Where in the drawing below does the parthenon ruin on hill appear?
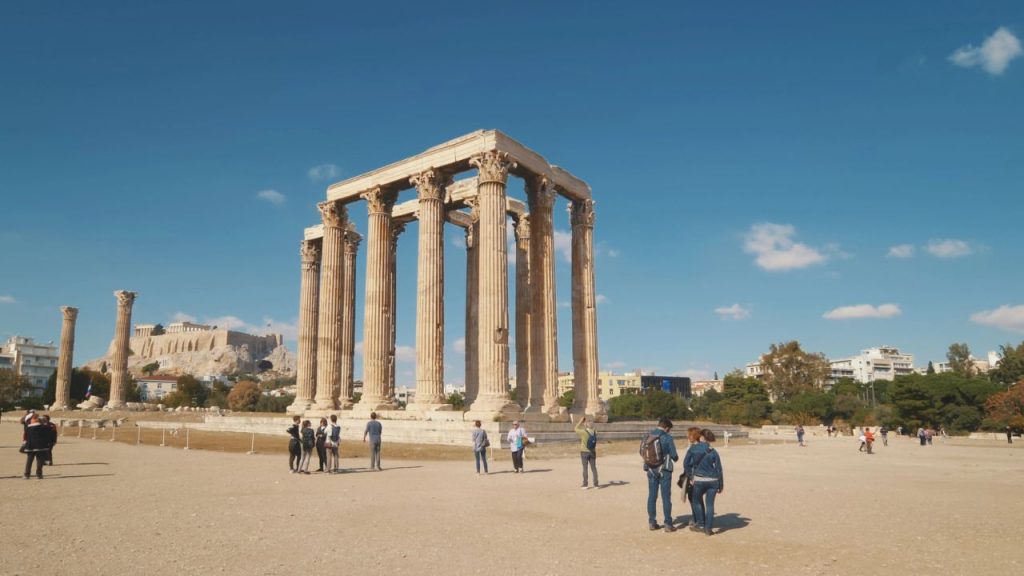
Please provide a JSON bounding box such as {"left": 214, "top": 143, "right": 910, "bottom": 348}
{"left": 288, "top": 130, "right": 605, "bottom": 422}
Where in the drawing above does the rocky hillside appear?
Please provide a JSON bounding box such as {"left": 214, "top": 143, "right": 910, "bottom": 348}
{"left": 85, "top": 343, "right": 296, "bottom": 380}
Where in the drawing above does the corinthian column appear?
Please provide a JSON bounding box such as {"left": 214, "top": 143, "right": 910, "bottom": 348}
{"left": 526, "top": 176, "right": 560, "bottom": 416}
{"left": 410, "top": 169, "right": 449, "bottom": 409}
{"left": 315, "top": 201, "right": 347, "bottom": 410}
{"left": 466, "top": 151, "right": 521, "bottom": 417}
{"left": 339, "top": 225, "right": 361, "bottom": 408}
{"left": 571, "top": 199, "right": 607, "bottom": 421}
{"left": 108, "top": 290, "right": 137, "bottom": 409}
{"left": 463, "top": 208, "right": 480, "bottom": 406}
{"left": 387, "top": 221, "right": 405, "bottom": 402}
{"left": 357, "top": 187, "right": 399, "bottom": 410}
{"left": 55, "top": 306, "right": 79, "bottom": 410}
{"left": 289, "top": 238, "right": 321, "bottom": 414}
{"left": 512, "top": 214, "right": 531, "bottom": 409}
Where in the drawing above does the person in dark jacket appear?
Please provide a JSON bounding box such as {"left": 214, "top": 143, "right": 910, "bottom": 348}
{"left": 286, "top": 416, "right": 302, "bottom": 473}
{"left": 644, "top": 418, "right": 679, "bottom": 532}
{"left": 315, "top": 418, "right": 328, "bottom": 472}
{"left": 23, "top": 415, "right": 56, "bottom": 479}
{"left": 40, "top": 414, "right": 58, "bottom": 465}
{"left": 686, "top": 429, "right": 725, "bottom": 535}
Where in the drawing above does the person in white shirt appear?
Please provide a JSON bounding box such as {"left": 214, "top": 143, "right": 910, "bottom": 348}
{"left": 506, "top": 421, "right": 527, "bottom": 473}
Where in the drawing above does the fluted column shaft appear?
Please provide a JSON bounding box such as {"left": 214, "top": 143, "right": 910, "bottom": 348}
{"left": 571, "top": 199, "right": 604, "bottom": 418}
{"left": 339, "top": 227, "right": 361, "bottom": 407}
{"left": 109, "top": 290, "right": 137, "bottom": 408}
{"left": 358, "top": 187, "right": 398, "bottom": 409}
{"left": 527, "top": 177, "right": 560, "bottom": 414}
{"left": 387, "top": 221, "right": 404, "bottom": 400}
{"left": 468, "top": 151, "right": 519, "bottom": 414}
{"left": 55, "top": 306, "right": 79, "bottom": 410}
{"left": 464, "top": 214, "right": 480, "bottom": 405}
{"left": 513, "top": 215, "right": 532, "bottom": 409}
{"left": 315, "top": 201, "right": 347, "bottom": 410}
{"left": 412, "top": 170, "right": 448, "bottom": 407}
{"left": 290, "top": 239, "right": 321, "bottom": 413}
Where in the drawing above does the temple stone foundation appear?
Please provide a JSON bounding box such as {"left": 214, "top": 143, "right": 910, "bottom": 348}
{"left": 295, "top": 130, "right": 607, "bottom": 422}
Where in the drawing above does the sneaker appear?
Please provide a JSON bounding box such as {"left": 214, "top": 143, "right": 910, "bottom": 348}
{"left": 664, "top": 524, "right": 677, "bottom": 533}
{"left": 705, "top": 529, "right": 714, "bottom": 536}
{"left": 689, "top": 525, "right": 703, "bottom": 533}
{"left": 649, "top": 523, "right": 662, "bottom": 531}
{"left": 580, "top": 485, "right": 589, "bottom": 490}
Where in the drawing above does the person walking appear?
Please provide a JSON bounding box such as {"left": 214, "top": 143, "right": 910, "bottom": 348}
{"left": 864, "top": 428, "right": 875, "bottom": 455}
{"left": 506, "top": 420, "right": 527, "bottom": 473}
{"left": 363, "top": 412, "right": 383, "bottom": 471}
{"left": 327, "top": 415, "right": 342, "bottom": 473}
{"left": 286, "top": 415, "right": 302, "bottom": 473}
{"left": 795, "top": 424, "right": 805, "bottom": 447}
{"left": 40, "top": 415, "right": 58, "bottom": 465}
{"left": 471, "top": 420, "right": 490, "bottom": 475}
{"left": 687, "top": 429, "right": 724, "bottom": 536}
{"left": 575, "top": 416, "right": 599, "bottom": 489}
{"left": 22, "top": 415, "right": 55, "bottom": 479}
{"left": 1007, "top": 426, "right": 1014, "bottom": 445}
{"left": 643, "top": 417, "right": 679, "bottom": 532}
{"left": 315, "top": 418, "right": 328, "bottom": 472}
{"left": 299, "top": 420, "right": 315, "bottom": 474}
{"left": 879, "top": 425, "right": 889, "bottom": 447}
{"left": 917, "top": 427, "right": 926, "bottom": 446}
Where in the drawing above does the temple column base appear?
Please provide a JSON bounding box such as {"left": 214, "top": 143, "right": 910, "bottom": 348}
{"left": 287, "top": 401, "right": 314, "bottom": 415}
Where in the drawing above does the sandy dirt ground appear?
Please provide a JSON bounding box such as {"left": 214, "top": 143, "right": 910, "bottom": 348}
{"left": 2, "top": 421, "right": 1022, "bottom": 576}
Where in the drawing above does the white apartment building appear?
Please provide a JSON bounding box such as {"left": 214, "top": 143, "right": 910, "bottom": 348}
{"left": 136, "top": 375, "right": 179, "bottom": 401}
{"left": 933, "top": 350, "right": 999, "bottom": 375}
{"left": 829, "top": 346, "right": 915, "bottom": 384}
{"left": 0, "top": 336, "right": 59, "bottom": 394}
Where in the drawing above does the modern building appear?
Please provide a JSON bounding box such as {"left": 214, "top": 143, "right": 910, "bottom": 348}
{"left": 933, "top": 351, "right": 998, "bottom": 375}
{"left": 829, "top": 346, "right": 915, "bottom": 384}
{"left": 136, "top": 375, "right": 180, "bottom": 401}
{"left": 0, "top": 336, "right": 59, "bottom": 394}
{"left": 553, "top": 370, "right": 691, "bottom": 400}
{"left": 691, "top": 379, "right": 725, "bottom": 396}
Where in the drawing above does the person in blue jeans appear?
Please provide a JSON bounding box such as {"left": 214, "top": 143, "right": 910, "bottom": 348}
{"left": 471, "top": 420, "right": 490, "bottom": 475}
{"left": 687, "top": 428, "right": 724, "bottom": 536}
{"left": 644, "top": 417, "right": 679, "bottom": 532}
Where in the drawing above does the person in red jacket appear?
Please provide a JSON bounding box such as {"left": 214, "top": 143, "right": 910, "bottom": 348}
{"left": 864, "top": 428, "right": 875, "bottom": 455}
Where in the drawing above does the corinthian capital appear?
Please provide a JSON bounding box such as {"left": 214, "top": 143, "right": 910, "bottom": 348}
{"left": 114, "top": 290, "right": 137, "bottom": 309}
{"left": 300, "top": 239, "right": 322, "bottom": 266}
{"left": 469, "top": 151, "right": 516, "bottom": 184}
{"left": 344, "top": 226, "right": 362, "bottom": 254}
{"left": 61, "top": 306, "right": 79, "bottom": 321}
{"left": 410, "top": 168, "right": 450, "bottom": 201}
{"left": 570, "top": 199, "right": 595, "bottom": 228}
{"left": 526, "top": 176, "right": 556, "bottom": 212}
{"left": 318, "top": 200, "right": 347, "bottom": 228}
{"left": 512, "top": 214, "right": 531, "bottom": 243}
{"left": 362, "top": 187, "right": 398, "bottom": 215}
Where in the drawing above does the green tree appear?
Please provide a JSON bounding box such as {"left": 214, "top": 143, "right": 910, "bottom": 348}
{"left": 774, "top": 391, "right": 833, "bottom": 424}
{"left": 989, "top": 342, "right": 1024, "bottom": 387}
{"left": 163, "top": 374, "right": 208, "bottom": 407}
{"left": 608, "top": 393, "right": 643, "bottom": 421}
{"left": 947, "top": 342, "right": 975, "bottom": 379}
{"left": 926, "top": 361, "right": 936, "bottom": 375}
{"left": 0, "top": 368, "right": 32, "bottom": 409}
{"left": 141, "top": 362, "right": 160, "bottom": 376}
{"left": 712, "top": 371, "right": 771, "bottom": 425}
{"left": 558, "top": 390, "right": 575, "bottom": 409}
{"left": 759, "top": 341, "right": 830, "bottom": 401}
{"left": 984, "top": 384, "right": 1024, "bottom": 430}
{"left": 446, "top": 390, "right": 465, "bottom": 411}
{"left": 227, "top": 380, "right": 261, "bottom": 411}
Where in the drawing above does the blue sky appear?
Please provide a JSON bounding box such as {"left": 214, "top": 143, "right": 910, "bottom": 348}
{"left": 2, "top": 1, "right": 1022, "bottom": 385}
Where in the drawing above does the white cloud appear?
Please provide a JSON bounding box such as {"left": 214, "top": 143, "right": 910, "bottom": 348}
{"left": 605, "top": 360, "right": 627, "bottom": 370}
{"left": 557, "top": 300, "right": 571, "bottom": 309}
{"left": 170, "top": 312, "right": 197, "bottom": 323}
{"left": 553, "top": 229, "right": 572, "bottom": 263}
{"left": 607, "top": 249, "right": 620, "bottom": 258}
{"left": 354, "top": 341, "right": 364, "bottom": 356}
{"left": 0, "top": 295, "right": 15, "bottom": 304}
{"left": 451, "top": 234, "right": 466, "bottom": 249}
{"left": 308, "top": 163, "right": 341, "bottom": 181}
{"left": 926, "top": 239, "right": 972, "bottom": 258}
{"left": 673, "top": 367, "right": 714, "bottom": 381}
{"left": 453, "top": 337, "right": 466, "bottom": 355}
{"left": 970, "top": 304, "right": 1024, "bottom": 333}
{"left": 823, "top": 304, "right": 902, "bottom": 320}
{"left": 714, "top": 303, "right": 751, "bottom": 320}
{"left": 596, "top": 294, "right": 608, "bottom": 305}
{"left": 395, "top": 345, "right": 416, "bottom": 363}
{"left": 949, "top": 27, "right": 1022, "bottom": 75}
{"left": 256, "top": 189, "right": 286, "bottom": 205}
{"left": 743, "top": 223, "right": 827, "bottom": 271}
{"left": 887, "top": 244, "right": 915, "bottom": 258}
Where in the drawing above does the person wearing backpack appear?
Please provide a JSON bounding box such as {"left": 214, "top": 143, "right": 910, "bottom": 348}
{"left": 642, "top": 417, "right": 679, "bottom": 532}
{"left": 575, "top": 416, "right": 599, "bottom": 489}
{"left": 686, "top": 429, "right": 724, "bottom": 536}
{"left": 299, "top": 420, "right": 315, "bottom": 474}
{"left": 327, "top": 414, "right": 342, "bottom": 473}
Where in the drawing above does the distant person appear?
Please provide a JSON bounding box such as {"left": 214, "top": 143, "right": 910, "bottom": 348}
{"left": 642, "top": 417, "right": 679, "bottom": 532}
{"left": 938, "top": 426, "right": 948, "bottom": 443}
{"left": 897, "top": 425, "right": 904, "bottom": 437}
{"left": 315, "top": 418, "right": 328, "bottom": 472}
{"left": 286, "top": 415, "right": 302, "bottom": 473}
{"left": 863, "top": 428, "right": 875, "bottom": 455}
{"left": 299, "top": 420, "right": 314, "bottom": 474}
{"left": 327, "top": 415, "right": 341, "bottom": 473}
{"left": 858, "top": 428, "right": 867, "bottom": 452}
{"left": 575, "top": 416, "right": 599, "bottom": 489}
{"left": 917, "top": 427, "right": 926, "bottom": 446}
{"left": 22, "top": 415, "right": 55, "bottom": 479}
{"left": 1007, "top": 426, "right": 1014, "bottom": 445}
{"left": 40, "top": 415, "right": 57, "bottom": 465}
{"left": 879, "top": 425, "right": 889, "bottom": 447}
{"left": 363, "top": 412, "right": 383, "bottom": 471}
{"left": 506, "top": 420, "right": 527, "bottom": 473}
{"left": 925, "top": 428, "right": 933, "bottom": 446}
{"left": 471, "top": 420, "right": 489, "bottom": 475}
{"left": 687, "top": 429, "right": 724, "bottom": 536}
{"left": 795, "top": 424, "right": 806, "bottom": 447}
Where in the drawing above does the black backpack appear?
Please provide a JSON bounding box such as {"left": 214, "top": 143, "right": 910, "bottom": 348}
{"left": 640, "top": 432, "right": 665, "bottom": 468}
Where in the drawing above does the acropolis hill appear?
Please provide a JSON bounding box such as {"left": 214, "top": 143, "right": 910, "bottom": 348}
{"left": 85, "top": 321, "right": 295, "bottom": 378}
